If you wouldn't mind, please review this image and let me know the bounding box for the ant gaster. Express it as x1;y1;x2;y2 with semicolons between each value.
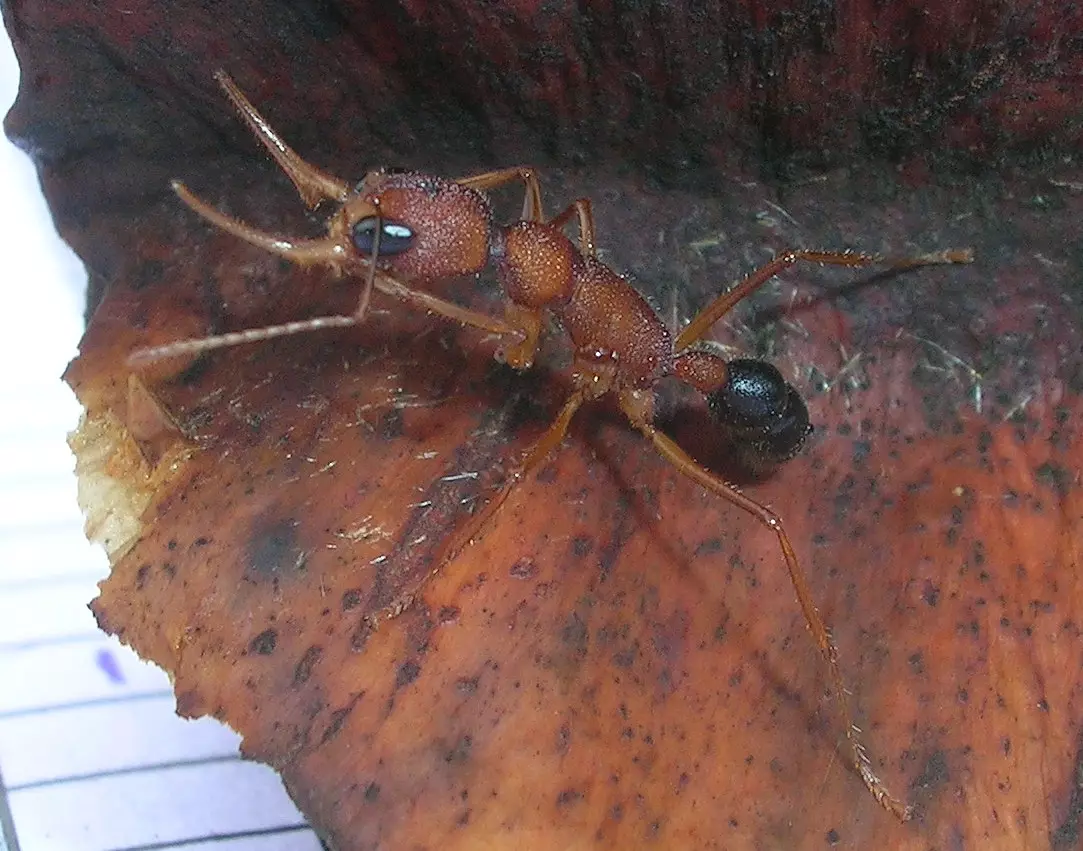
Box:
131;71;973;820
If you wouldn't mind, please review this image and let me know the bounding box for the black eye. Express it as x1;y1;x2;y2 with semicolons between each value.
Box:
351;217;415;257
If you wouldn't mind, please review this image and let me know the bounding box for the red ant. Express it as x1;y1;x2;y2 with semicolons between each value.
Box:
131;71;973;820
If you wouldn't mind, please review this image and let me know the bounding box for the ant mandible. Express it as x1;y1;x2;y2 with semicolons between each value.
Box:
131;71;973;820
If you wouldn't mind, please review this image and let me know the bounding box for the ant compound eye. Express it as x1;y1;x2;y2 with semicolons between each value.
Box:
351;217;416;257
707;358;812;469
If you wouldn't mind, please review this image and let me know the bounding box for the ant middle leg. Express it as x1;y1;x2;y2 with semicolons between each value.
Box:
547;199;597;257
439;387;588;569
618;389;913;820
675;248;974;352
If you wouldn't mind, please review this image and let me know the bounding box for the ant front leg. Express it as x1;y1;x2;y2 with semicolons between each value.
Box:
455;167;598;254
128;269;520;366
455;167;545;222
675;248;974;351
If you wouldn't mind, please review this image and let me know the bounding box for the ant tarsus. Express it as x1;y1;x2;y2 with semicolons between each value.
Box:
131;72;974;822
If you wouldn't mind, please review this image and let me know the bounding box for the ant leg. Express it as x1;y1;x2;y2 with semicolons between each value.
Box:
440;388;587;568
213;71;351;206
128;315;359;366
372;271;518;338
675;248;974;352
547;199;597;258
619;390;912;821
454;167;544;222
498;302;543;371
127;269;520;366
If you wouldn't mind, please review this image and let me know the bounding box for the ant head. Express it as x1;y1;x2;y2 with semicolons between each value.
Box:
673;350;812;473
343;171;493;282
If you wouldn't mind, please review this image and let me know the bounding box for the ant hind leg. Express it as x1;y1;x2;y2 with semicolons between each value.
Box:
620;389;913;821
675;248;974;352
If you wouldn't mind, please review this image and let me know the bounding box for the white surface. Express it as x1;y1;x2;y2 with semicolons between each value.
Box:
0;19;321;851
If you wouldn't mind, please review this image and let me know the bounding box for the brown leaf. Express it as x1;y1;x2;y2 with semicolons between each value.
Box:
8;2;1083;849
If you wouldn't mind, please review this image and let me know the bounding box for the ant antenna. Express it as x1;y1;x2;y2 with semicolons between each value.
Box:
126;213;386;367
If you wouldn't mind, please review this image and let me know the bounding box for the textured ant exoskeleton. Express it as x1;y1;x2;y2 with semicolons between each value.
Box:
131;72;974;820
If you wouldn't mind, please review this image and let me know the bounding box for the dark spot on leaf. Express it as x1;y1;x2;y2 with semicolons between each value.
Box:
350;618;375;652
695;537;723;556
341;589;362;611
556;722;571;754
570;535;592;558
363;782;380;802
396;660;421;688
293;645;323;686
456;677;479;694
247;516;303;580
438;605;461;623
510;557;537;579
378;408;404;439
1035;461;1070;497
612;644;637;668
249;628;278;656
444;735;472;764
913;749;949;791
556;788;583;807
561;612;589;659
320;693;363;746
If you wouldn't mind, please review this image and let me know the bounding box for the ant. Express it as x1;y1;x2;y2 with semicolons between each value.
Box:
131;71;973;821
